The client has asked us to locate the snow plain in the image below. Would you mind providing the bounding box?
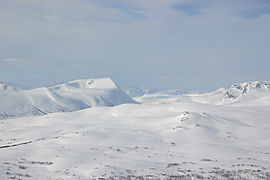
[0,80,270,179]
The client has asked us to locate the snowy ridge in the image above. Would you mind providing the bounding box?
[0,78,136,119]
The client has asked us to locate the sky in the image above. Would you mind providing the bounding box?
[0,0,270,90]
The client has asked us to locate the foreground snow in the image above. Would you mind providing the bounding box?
[0,81,270,179]
[1,85,270,179]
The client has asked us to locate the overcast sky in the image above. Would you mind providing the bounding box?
[1,0,270,90]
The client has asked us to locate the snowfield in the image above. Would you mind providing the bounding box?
[0,80,270,179]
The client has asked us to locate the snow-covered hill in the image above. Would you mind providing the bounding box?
[0,78,136,119]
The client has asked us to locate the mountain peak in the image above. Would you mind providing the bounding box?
[51,78,117,90]
[0,82,18,91]
[220,81,270,103]
[231,81,270,91]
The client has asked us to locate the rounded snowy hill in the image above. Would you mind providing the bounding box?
[0,78,136,119]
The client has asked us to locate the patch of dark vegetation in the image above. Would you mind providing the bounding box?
[201,158,212,162]
[18,160,53,166]
[30,161,53,165]
[18,165,27,170]
[208,168,270,180]
[167,163,180,168]
[0,141,32,149]
[100,168,270,180]
[173,126,183,130]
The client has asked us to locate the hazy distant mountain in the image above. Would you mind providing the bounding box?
[120,86,152,97]
[121,86,204,97]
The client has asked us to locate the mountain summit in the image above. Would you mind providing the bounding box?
[0,82,18,91]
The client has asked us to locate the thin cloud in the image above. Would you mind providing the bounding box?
[233,0,270,19]
[1,58,31,63]
[0,0,269,89]
[171,0,270,19]
[171,3,203,16]
[89,0,147,20]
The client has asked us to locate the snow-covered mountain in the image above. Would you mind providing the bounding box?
[0,78,136,119]
[1,80,269,119]
[223,81,270,102]
[190,81,270,105]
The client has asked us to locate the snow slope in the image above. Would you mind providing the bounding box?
[0,78,136,119]
[0,81,270,179]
